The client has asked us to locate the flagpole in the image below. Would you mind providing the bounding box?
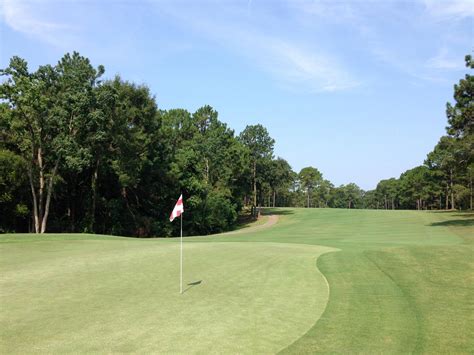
[180,213,183,294]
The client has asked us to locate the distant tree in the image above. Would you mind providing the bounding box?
[363,189,378,209]
[376,178,400,209]
[327,183,363,209]
[344,183,364,209]
[267,158,294,207]
[425,136,467,209]
[238,124,274,215]
[316,179,334,208]
[298,167,323,208]
[468,163,474,210]
[399,166,436,210]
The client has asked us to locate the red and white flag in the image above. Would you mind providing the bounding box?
[169,194,184,222]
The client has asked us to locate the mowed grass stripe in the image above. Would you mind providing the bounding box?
[200,208,470,351]
[0,239,336,354]
[281,251,420,354]
[275,209,472,354]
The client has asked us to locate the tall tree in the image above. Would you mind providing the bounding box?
[0,53,104,233]
[238,124,274,215]
[316,179,333,208]
[267,158,294,207]
[376,178,400,209]
[425,136,467,209]
[159,106,249,235]
[399,166,436,210]
[298,167,322,208]
[344,183,364,209]
[446,55,473,138]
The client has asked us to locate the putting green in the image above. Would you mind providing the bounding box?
[0,238,336,354]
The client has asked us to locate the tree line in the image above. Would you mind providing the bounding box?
[364,55,473,211]
[1,53,472,236]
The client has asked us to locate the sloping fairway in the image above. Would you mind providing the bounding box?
[1,209,473,353]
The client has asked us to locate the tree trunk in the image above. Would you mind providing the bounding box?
[470,176,473,211]
[204,157,209,184]
[27,165,40,233]
[38,147,45,233]
[450,169,455,210]
[89,158,100,232]
[273,190,276,207]
[446,186,449,210]
[27,144,59,234]
[307,191,310,208]
[40,160,59,233]
[252,161,257,215]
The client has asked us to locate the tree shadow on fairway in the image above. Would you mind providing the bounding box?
[261,208,294,216]
[430,211,474,218]
[452,212,474,219]
[429,219,474,227]
[183,280,202,293]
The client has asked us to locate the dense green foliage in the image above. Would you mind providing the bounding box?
[0,54,252,235]
[1,53,472,235]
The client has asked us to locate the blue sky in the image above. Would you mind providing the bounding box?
[1,0,473,190]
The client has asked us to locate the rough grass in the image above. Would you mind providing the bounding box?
[1,209,473,353]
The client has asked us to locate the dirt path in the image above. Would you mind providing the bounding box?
[224,214,279,235]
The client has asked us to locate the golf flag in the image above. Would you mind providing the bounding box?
[170,194,185,294]
[170,194,184,222]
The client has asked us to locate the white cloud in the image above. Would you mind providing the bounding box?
[265,39,359,92]
[290,0,358,22]
[213,27,360,93]
[0,0,74,47]
[427,48,465,70]
[151,2,360,93]
[422,0,474,19]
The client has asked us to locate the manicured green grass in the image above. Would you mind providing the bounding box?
[0,234,335,353]
[1,209,473,353]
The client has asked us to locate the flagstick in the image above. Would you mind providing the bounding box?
[180,213,183,294]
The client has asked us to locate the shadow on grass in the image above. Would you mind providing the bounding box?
[452,213,474,218]
[431,210,474,216]
[260,208,295,216]
[183,280,202,293]
[429,219,474,227]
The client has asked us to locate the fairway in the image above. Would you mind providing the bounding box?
[1,209,473,353]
